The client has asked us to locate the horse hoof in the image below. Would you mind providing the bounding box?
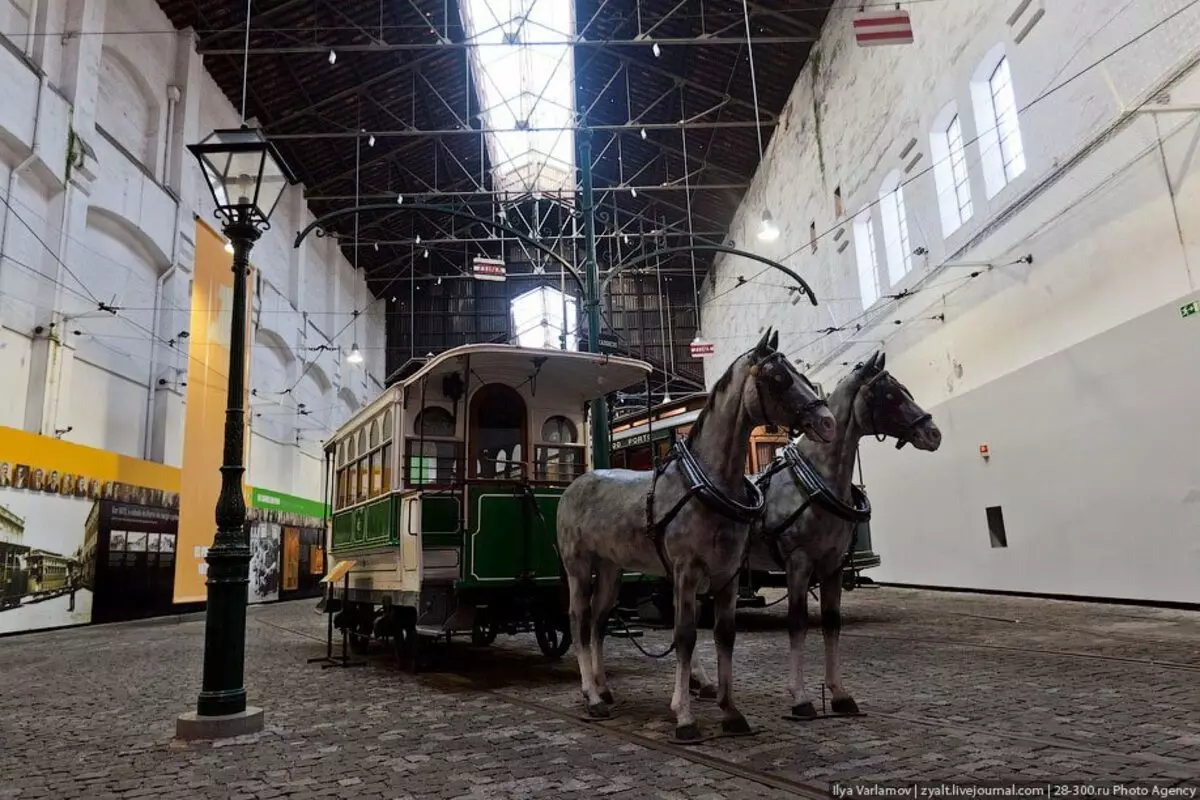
[587,702,611,719]
[791,702,818,719]
[721,715,752,735]
[831,696,860,715]
[696,685,718,701]
[599,689,615,706]
[674,723,703,742]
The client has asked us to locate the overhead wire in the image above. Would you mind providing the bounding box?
[702,0,1200,309]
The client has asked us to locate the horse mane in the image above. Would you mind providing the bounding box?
[685,348,754,447]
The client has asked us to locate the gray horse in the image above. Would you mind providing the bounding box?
[723,351,941,717]
[556,328,838,742]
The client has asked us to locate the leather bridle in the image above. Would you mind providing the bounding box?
[752,351,829,439]
[860,372,932,450]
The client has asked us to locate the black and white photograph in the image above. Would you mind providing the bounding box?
[0,488,92,635]
[248,522,281,604]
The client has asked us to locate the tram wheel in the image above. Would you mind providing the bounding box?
[349,624,372,655]
[471,614,499,646]
[389,609,417,667]
[534,616,572,660]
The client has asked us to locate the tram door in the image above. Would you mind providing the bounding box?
[470,383,528,479]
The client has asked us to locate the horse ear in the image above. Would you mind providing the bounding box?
[768,330,779,351]
[877,351,886,370]
[754,327,772,354]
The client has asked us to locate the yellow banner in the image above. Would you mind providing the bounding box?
[175,221,253,603]
[0,426,180,497]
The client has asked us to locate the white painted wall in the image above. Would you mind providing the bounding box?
[700,0,1200,603]
[0,0,386,500]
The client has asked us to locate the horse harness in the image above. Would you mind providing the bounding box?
[645,438,765,585]
[641,350,827,587]
[863,372,932,450]
[754,443,872,580]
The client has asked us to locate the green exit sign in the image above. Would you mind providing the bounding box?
[1182,300,1199,319]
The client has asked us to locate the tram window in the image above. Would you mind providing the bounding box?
[381,443,393,490]
[337,442,346,466]
[542,416,578,444]
[754,442,777,473]
[370,451,383,497]
[369,421,380,449]
[357,429,366,456]
[382,411,393,442]
[358,458,369,501]
[415,407,456,437]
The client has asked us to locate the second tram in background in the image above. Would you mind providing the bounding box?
[610,392,881,611]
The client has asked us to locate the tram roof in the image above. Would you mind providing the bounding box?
[402,344,653,403]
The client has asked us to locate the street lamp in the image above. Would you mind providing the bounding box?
[176,126,296,740]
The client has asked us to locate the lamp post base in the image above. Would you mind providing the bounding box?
[175,706,264,741]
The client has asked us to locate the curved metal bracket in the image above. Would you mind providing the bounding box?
[292,203,585,294]
[601,244,819,306]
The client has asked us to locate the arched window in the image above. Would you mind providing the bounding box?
[381,410,393,442]
[414,407,456,437]
[369,420,380,449]
[541,415,578,444]
[878,172,912,285]
[853,206,881,309]
[347,434,356,460]
[337,441,346,466]
[972,48,1026,198]
[931,104,973,236]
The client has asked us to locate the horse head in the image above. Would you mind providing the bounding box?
[743,327,837,444]
[852,351,941,451]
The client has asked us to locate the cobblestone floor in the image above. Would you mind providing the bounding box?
[1,588,1197,799]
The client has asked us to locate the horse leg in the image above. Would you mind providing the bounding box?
[590,560,622,706]
[690,650,718,700]
[566,566,607,717]
[712,576,750,734]
[820,571,859,714]
[786,555,817,718]
[669,566,702,740]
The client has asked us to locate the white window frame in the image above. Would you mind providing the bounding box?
[878,172,912,285]
[853,206,881,309]
[971,47,1026,198]
[930,103,974,237]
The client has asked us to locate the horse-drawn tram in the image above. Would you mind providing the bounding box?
[324,343,653,660]
[609,392,882,599]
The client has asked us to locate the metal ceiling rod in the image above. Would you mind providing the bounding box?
[294,203,586,294]
[198,36,816,55]
[305,184,749,201]
[265,121,774,140]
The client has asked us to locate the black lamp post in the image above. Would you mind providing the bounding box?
[176,126,296,740]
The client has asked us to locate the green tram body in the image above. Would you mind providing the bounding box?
[609,392,882,612]
[324,344,652,659]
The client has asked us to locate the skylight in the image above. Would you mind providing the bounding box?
[512,286,578,350]
[459,0,577,197]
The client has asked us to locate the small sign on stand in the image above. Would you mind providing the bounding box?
[308,559,366,669]
[690,337,715,358]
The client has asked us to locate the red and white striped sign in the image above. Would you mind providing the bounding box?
[689,340,715,358]
[852,9,914,47]
[472,257,506,282]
